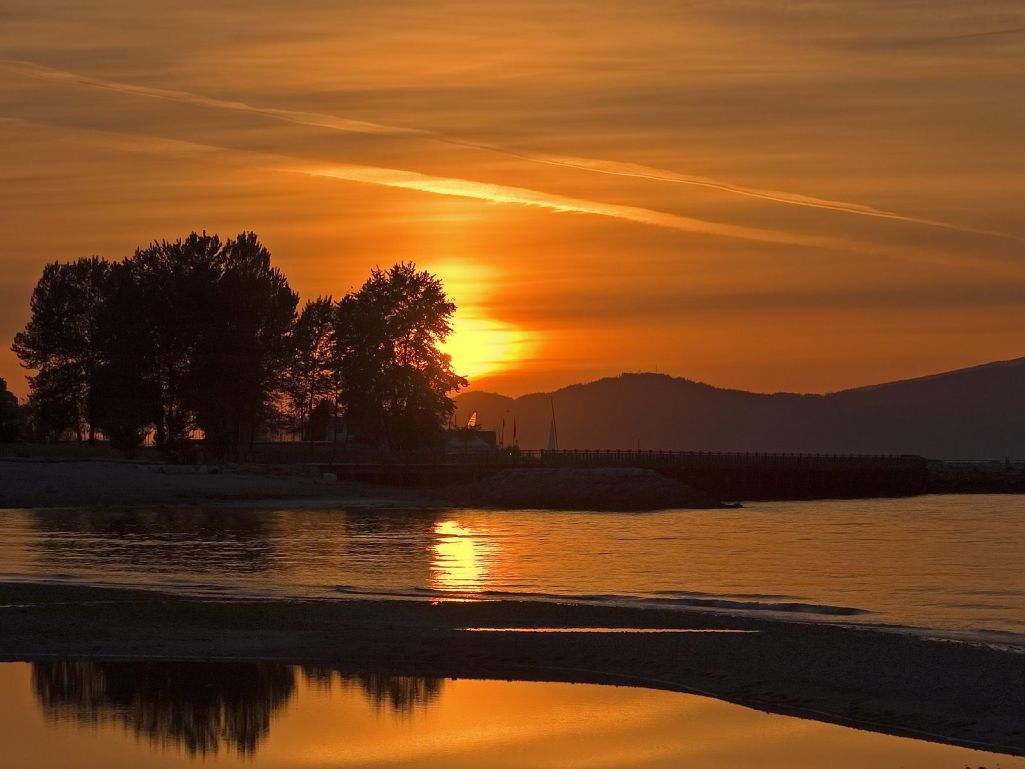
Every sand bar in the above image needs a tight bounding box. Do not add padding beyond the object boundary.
[0,581,1022,757]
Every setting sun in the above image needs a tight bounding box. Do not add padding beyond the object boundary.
[443,311,533,381]
[431,259,535,382]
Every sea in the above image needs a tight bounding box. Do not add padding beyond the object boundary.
[2,494,1023,645]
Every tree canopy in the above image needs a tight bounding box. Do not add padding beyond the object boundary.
[335,263,467,450]
[0,377,24,442]
[11,234,468,455]
[12,257,110,441]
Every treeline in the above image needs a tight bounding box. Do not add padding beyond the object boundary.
[11,231,467,455]
[0,377,27,441]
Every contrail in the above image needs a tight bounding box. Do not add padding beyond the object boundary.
[0,58,425,137]
[3,58,1019,243]
[1,114,1014,272]
[511,155,1025,242]
[298,164,899,255]
[3,111,849,250]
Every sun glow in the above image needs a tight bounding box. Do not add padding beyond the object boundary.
[433,259,534,382]
[443,311,532,381]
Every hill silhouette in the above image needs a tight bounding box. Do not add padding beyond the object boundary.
[455,358,1025,459]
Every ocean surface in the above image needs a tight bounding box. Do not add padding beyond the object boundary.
[1,661,1021,768]
[1,495,1023,644]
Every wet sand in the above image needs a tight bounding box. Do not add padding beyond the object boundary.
[0,581,1022,757]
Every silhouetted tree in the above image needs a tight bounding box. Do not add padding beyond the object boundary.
[187,232,297,451]
[127,233,227,449]
[308,398,334,441]
[12,238,470,457]
[12,257,111,440]
[91,259,161,452]
[0,377,25,442]
[335,263,466,449]
[89,232,296,455]
[282,297,336,441]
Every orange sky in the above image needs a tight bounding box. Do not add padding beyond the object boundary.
[2,1,1024,399]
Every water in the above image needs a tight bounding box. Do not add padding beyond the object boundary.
[0,661,1020,768]
[1,495,1023,642]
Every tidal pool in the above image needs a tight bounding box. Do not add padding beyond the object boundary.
[0,661,1019,768]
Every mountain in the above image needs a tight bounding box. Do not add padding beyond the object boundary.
[454,358,1025,459]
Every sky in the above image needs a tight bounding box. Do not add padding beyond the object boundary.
[1,0,1024,399]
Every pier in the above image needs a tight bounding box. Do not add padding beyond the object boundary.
[311,448,931,501]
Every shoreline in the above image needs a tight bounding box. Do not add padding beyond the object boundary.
[1,582,1023,757]
[0,458,426,510]
[5,457,1025,512]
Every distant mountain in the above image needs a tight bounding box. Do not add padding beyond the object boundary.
[454,358,1025,459]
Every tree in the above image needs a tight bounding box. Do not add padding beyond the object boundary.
[0,377,25,442]
[89,232,297,455]
[187,232,298,451]
[335,263,467,450]
[282,297,336,442]
[123,233,225,449]
[12,257,111,441]
[89,263,161,454]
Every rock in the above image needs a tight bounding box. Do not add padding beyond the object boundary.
[437,467,721,511]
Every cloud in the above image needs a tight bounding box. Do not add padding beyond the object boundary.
[4,57,1017,244]
[296,165,1025,271]
[0,58,425,138]
[296,164,864,252]
[0,109,1006,269]
[517,155,1025,243]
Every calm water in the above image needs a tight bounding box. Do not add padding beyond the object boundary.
[1,495,1023,642]
[0,661,1020,768]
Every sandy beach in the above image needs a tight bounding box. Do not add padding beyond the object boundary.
[0,459,422,509]
[0,581,1023,757]
[3,459,1024,758]
[0,459,720,511]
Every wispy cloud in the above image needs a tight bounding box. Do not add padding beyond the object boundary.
[0,109,1002,268]
[0,58,425,137]
[3,57,1017,243]
[517,155,1025,243]
[297,164,876,253]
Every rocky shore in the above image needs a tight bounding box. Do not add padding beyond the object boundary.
[437,467,722,510]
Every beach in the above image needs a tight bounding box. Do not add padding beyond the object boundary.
[0,459,420,509]
[3,458,1024,758]
[0,459,720,511]
[1,581,1023,757]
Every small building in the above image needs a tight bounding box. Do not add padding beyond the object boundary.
[446,429,497,451]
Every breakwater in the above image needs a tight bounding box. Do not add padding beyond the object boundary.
[321,449,932,501]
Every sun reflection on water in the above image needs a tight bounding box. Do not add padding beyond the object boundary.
[429,520,493,593]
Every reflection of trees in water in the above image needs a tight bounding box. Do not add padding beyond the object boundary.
[27,507,469,596]
[302,667,444,716]
[32,660,446,757]
[32,660,295,757]
[29,508,278,575]
[336,508,442,589]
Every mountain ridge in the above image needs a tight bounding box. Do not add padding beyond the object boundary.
[454,358,1025,459]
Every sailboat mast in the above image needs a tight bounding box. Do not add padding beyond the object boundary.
[547,398,559,451]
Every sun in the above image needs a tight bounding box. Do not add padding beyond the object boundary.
[442,311,532,381]
[431,259,534,382]
[442,313,533,383]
